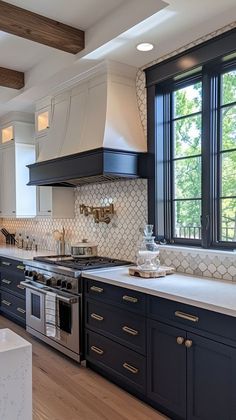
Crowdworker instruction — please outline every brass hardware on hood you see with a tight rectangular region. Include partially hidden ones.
[80,203,114,224]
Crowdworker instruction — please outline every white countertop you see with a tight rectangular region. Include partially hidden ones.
[0,245,55,261]
[84,266,236,318]
[0,329,32,420]
[0,328,31,352]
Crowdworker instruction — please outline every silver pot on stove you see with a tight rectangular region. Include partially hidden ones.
[70,239,98,257]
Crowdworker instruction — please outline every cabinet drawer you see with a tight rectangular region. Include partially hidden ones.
[0,290,26,320]
[0,257,25,272]
[0,268,25,297]
[85,278,146,314]
[86,299,146,354]
[86,330,146,393]
[148,296,236,344]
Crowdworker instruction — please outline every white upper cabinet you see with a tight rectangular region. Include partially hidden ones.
[36,186,74,218]
[35,108,50,137]
[36,93,70,162]
[0,113,36,218]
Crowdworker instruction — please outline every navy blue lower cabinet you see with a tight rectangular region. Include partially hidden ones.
[187,332,236,420]
[147,319,187,420]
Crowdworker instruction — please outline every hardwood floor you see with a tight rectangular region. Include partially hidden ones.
[0,316,167,420]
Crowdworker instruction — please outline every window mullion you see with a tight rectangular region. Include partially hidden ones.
[201,67,213,248]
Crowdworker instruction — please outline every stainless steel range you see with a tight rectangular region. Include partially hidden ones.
[21,255,130,362]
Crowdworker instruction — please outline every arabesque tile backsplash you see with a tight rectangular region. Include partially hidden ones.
[0,22,236,281]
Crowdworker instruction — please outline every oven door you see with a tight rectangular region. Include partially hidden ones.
[21,281,46,334]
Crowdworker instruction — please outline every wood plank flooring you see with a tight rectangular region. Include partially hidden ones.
[0,316,167,420]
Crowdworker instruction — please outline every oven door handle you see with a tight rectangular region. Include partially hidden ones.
[20,281,48,294]
[57,295,79,304]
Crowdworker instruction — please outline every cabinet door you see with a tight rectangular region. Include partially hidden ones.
[147,320,187,419]
[0,148,2,215]
[1,146,16,217]
[187,333,236,420]
[37,186,52,216]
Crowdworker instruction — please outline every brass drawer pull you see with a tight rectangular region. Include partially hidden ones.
[2,261,11,266]
[91,345,104,355]
[91,313,104,322]
[2,299,12,306]
[2,279,11,285]
[185,339,193,348]
[17,284,25,290]
[176,336,185,345]
[16,265,25,271]
[123,362,139,374]
[90,286,104,294]
[175,311,199,323]
[122,295,138,304]
[122,326,139,336]
[17,307,26,314]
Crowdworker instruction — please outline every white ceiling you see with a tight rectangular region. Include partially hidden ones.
[0,0,236,117]
[4,0,126,29]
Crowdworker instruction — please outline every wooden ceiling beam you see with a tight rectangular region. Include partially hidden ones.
[0,67,24,89]
[0,1,85,54]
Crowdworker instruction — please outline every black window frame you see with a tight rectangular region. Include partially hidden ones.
[145,28,236,250]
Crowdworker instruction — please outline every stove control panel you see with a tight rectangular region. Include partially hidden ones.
[24,266,78,294]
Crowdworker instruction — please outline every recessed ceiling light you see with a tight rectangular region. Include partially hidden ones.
[136,42,154,52]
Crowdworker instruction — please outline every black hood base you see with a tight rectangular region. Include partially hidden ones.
[27,148,148,187]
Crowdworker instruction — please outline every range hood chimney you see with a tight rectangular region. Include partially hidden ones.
[28,60,147,187]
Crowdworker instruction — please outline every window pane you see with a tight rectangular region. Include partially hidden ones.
[222,70,236,105]
[174,82,202,118]
[174,157,201,199]
[221,105,236,150]
[221,151,236,197]
[220,198,236,241]
[174,200,201,239]
[174,114,201,158]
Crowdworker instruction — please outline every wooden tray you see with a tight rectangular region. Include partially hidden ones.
[129,266,175,279]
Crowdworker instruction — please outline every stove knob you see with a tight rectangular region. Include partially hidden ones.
[50,277,56,286]
[57,279,62,287]
[28,271,33,277]
[37,274,44,282]
[46,278,51,286]
[61,281,67,289]
[33,273,38,281]
[24,270,29,277]
[66,283,72,290]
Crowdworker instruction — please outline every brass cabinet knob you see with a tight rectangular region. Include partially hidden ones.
[185,339,193,348]
[176,336,185,345]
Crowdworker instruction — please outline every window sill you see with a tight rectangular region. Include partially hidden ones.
[159,244,236,258]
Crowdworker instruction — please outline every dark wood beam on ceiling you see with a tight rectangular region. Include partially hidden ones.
[0,1,85,54]
[0,67,24,89]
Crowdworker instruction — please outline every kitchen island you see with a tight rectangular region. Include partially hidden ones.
[0,328,32,420]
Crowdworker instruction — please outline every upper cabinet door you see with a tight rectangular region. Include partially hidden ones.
[187,332,236,420]
[1,145,16,217]
[37,94,70,161]
[147,320,187,420]
[35,107,50,137]
[0,148,3,216]
[37,186,52,216]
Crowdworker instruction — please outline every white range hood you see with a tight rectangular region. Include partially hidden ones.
[28,61,148,187]
[38,60,146,162]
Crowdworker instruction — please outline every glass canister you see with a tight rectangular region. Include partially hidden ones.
[137,225,160,271]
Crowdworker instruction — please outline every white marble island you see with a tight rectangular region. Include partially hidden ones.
[0,329,32,420]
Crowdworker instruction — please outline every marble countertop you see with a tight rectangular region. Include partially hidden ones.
[0,328,31,352]
[0,244,55,261]
[84,266,236,318]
